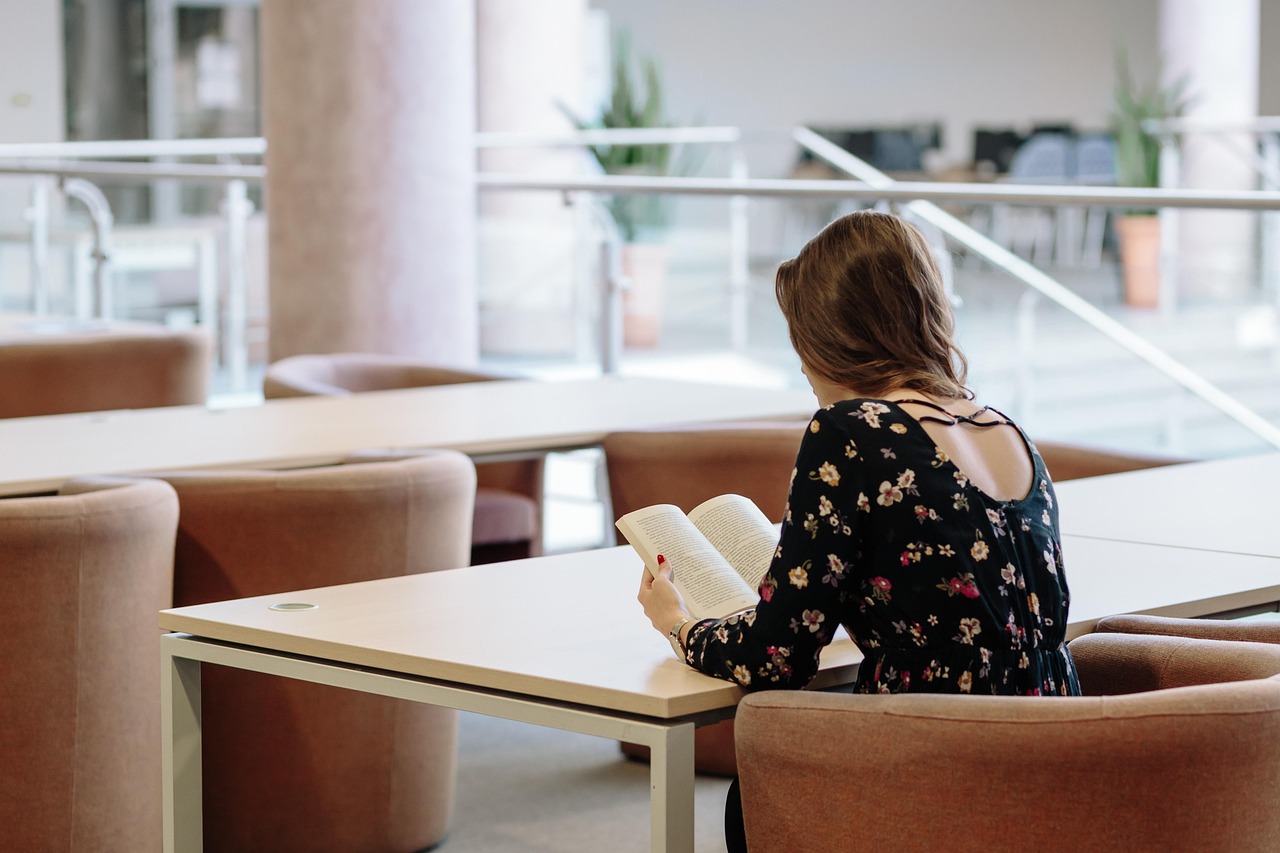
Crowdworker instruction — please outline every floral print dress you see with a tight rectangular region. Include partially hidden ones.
[683,398,1081,697]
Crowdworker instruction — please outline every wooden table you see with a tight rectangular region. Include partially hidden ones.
[158,529,1280,852]
[1056,453,1280,559]
[159,545,861,853]
[0,376,819,496]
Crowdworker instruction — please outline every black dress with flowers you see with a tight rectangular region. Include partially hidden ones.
[683,398,1081,697]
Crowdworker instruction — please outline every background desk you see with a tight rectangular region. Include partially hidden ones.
[1056,453,1280,558]
[0,376,818,496]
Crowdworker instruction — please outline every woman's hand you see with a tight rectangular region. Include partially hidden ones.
[638,554,691,637]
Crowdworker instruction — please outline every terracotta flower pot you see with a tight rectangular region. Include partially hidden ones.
[1115,214,1161,308]
[621,242,670,348]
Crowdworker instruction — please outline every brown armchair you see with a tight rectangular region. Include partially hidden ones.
[0,326,211,417]
[735,633,1280,853]
[602,421,807,776]
[1034,439,1192,482]
[0,478,179,852]
[83,451,476,853]
[1092,612,1280,644]
[263,351,543,564]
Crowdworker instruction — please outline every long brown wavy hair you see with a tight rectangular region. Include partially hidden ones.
[775,210,970,400]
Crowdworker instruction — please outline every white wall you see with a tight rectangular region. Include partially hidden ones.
[591,0,1166,175]
[0,0,64,284]
[0,0,63,144]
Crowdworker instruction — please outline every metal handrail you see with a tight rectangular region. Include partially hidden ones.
[476,127,744,148]
[0,137,266,159]
[8,157,1278,210]
[1145,117,1280,135]
[475,173,1280,211]
[0,160,263,183]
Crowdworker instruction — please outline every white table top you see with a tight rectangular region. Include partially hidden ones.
[159,543,863,719]
[1056,453,1280,558]
[0,376,819,496]
[158,531,1280,720]
[1060,534,1280,636]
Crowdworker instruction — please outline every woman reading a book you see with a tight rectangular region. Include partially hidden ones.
[638,209,1081,849]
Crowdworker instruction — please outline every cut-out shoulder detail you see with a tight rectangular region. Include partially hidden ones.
[889,399,1036,503]
[891,398,1012,429]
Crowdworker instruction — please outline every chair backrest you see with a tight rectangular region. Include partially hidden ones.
[0,327,210,417]
[1007,132,1073,182]
[262,351,509,398]
[1075,133,1117,184]
[1068,631,1280,695]
[261,351,542,506]
[154,452,476,604]
[602,421,807,524]
[1034,439,1192,482]
[736,672,1280,853]
[0,479,178,852]
[98,452,476,853]
[1093,612,1280,645]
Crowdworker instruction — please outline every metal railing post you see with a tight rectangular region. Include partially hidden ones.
[728,142,751,351]
[1157,133,1182,315]
[223,179,254,391]
[60,177,114,319]
[582,195,627,374]
[25,176,51,315]
[1014,291,1040,423]
[1260,133,1280,310]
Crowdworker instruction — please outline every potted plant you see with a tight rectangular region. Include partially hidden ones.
[564,30,679,346]
[1110,53,1191,308]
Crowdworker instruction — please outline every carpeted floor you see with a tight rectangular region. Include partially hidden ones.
[446,710,732,852]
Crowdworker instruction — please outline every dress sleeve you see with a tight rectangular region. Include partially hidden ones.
[683,406,865,690]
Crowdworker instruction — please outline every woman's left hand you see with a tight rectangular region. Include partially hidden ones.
[638,554,691,636]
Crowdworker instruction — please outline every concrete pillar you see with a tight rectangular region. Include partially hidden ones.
[262,0,478,364]
[476,0,590,357]
[1161,0,1260,300]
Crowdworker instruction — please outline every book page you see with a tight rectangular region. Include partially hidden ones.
[615,504,757,619]
[687,493,778,590]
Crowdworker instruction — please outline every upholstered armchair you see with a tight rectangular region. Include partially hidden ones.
[0,326,210,417]
[263,351,543,564]
[1034,439,1192,482]
[603,421,806,776]
[1,478,179,852]
[1092,612,1280,644]
[87,451,476,853]
[735,633,1280,852]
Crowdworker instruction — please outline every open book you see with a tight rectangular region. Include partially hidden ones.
[615,493,777,621]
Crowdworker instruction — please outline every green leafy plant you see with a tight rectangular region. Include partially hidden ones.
[1110,51,1192,195]
[562,30,676,242]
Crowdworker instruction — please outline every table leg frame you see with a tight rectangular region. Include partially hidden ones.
[161,633,713,853]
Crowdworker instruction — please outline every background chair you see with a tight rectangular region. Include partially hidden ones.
[263,351,543,564]
[735,633,1280,853]
[0,479,178,853]
[988,132,1074,265]
[0,326,210,417]
[1093,612,1280,644]
[603,421,806,776]
[124,451,476,853]
[1034,440,1193,482]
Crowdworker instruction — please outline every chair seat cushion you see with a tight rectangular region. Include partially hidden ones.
[473,488,538,546]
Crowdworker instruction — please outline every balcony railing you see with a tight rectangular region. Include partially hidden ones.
[1,129,1279,451]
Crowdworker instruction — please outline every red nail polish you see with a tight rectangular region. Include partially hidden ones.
[657,554,666,564]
